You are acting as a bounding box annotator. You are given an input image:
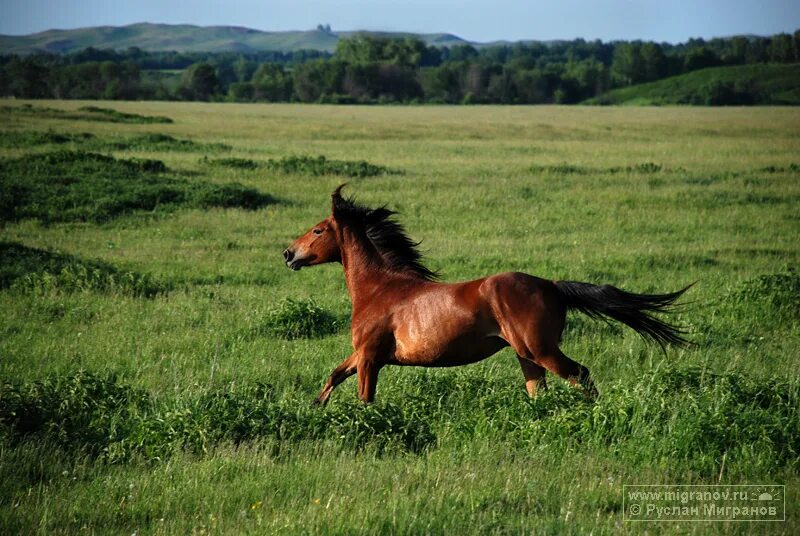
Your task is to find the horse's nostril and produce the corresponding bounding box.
[283,249,294,262]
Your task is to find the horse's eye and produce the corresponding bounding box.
[313,228,323,235]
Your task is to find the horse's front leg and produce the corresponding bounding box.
[357,359,381,403]
[314,352,357,405]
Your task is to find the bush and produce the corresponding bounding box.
[0,130,230,153]
[266,155,397,178]
[0,150,275,223]
[0,241,170,297]
[93,133,230,153]
[701,80,758,105]
[0,372,436,462]
[201,156,260,169]
[730,269,800,315]
[0,130,94,148]
[77,106,173,123]
[257,298,340,339]
[1,365,795,469]
[529,162,666,175]
[192,183,275,210]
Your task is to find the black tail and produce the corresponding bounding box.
[555,281,691,348]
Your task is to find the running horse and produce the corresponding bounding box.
[284,185,689,404]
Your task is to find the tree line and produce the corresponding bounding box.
[1,30,798,104]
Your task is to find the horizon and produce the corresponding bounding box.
[1,0,799,45]
[0,20,795,47]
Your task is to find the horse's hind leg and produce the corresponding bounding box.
[535,347,598,399]
[517,356,547,397]
[506,331,597,398]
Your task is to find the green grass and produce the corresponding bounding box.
[0,103,174,123]
[257,298,342,339]
[76,106,174,124]
[0,150,275,223]
[0,241,170,297]
[266,154,398,177]
[0,100,798,534]
[0,130,230,153]
[201,154,397,176]
[588,63,800,105]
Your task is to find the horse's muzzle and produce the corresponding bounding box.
[284,248,306,270]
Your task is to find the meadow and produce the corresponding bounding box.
[0,101,798,534]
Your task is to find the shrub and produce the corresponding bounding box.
[93,133,230,153]
[0,105,174,124]
[0,372,436,462]
[0,130,95,148]
[0,150,275,223]
[77,106,173,124]
[529,162,665,175]
[1,365,794,469]
[266,155,396,177]
[257,298,340,339]
[730,269,800,315]
[202,156,260,169]
[192,183,275,209]
[0,241,170,297]
[0,130,230,153]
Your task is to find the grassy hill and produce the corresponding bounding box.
[587,63,800,106]
[0,23,470,54]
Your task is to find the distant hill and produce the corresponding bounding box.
[0,23,473,54]
[586,64,800,106]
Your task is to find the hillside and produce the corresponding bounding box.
[587,63,800,106]
[0,23,471,54]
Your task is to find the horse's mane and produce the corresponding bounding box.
[332,193,439,281]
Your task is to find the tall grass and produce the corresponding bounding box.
[0,150,276,222]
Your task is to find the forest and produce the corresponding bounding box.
[1,30,798,104]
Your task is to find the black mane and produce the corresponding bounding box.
[332,194,439,281]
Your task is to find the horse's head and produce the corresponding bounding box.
[283,186,345,270]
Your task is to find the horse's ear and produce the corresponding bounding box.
[331,183,348,217]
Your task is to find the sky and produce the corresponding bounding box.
[1,0,799,43]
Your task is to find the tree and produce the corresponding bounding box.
[4,56,50,97]
[640,42,667,81]
[486,68,516,104]
[611,42,643,85]
[562,59,609,101]
[180,63,219,100]
[292,60,345,102]
[228,81,255,101]
[684,47,720,72]
[511,69,541,103]
[448,44,478,62]
[768,34,794,63]
[335,35,425,68]
[233,56,256,82]
[252,63,292,101]
[419,63,464,103]
[795,30,800,62]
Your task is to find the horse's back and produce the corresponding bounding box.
[479,271,559,302]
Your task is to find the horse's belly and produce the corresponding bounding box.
[389,284,506,366]
[393,332,507,367]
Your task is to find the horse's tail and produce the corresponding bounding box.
[554,280,691,349]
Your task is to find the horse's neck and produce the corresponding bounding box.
[338,225,393,309]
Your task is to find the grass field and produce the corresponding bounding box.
[1,101,799,534]
[587,63,800,106]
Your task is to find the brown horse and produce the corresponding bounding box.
[284,185,689,404]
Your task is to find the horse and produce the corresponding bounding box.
[284,185,689,404]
